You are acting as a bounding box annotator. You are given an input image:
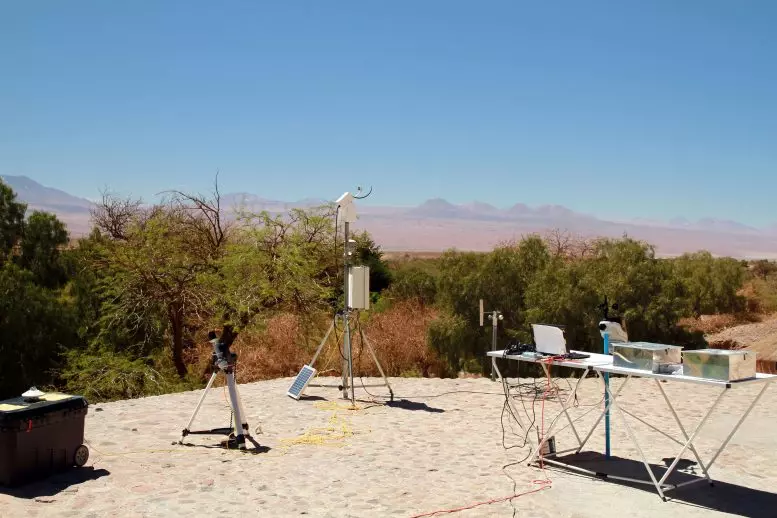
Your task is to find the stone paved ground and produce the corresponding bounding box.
[2,375,777,517]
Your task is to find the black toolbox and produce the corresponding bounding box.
[0,391,89,486]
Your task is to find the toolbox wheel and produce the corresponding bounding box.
[74,445,89,467]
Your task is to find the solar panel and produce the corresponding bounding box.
[287,365,317,399]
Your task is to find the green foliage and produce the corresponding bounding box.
[59,346,199,402]
[87,192,228,376]
[213,206,338,330]
[384,264,438,305]
[427,312,477,373]
[0,175,761,401]
[351,230,392,293]
[0,262,78,399]
[1,180,70,288]
[428,236,714,375]
[751,259,777,280]
[18,210,69,288]
[672,251,746,316]
[432,237,552,372]
[0,179,26,260]
[750,277,777,313]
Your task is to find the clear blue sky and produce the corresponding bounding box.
[1,1,776,226]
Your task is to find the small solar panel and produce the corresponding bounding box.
[287,365,317,399]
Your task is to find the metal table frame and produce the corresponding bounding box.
[488,350,777,501]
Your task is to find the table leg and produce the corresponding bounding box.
[654,379,713,485]
[531,364,588,463]
[656,387,728,494]
[604,378,668,500]
[576,373,629,453]
[704,382,770,473]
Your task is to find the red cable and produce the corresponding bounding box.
[536,359,553,479]
[410,357,562,518]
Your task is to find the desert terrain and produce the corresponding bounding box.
[3,375,775,517]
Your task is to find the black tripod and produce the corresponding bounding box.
[178,331,258,450]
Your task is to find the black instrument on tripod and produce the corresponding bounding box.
[178,329,258,450]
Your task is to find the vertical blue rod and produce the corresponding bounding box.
[604,332,611,458]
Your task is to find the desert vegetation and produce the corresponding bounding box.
[2,177,775,402]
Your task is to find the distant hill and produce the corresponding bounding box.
[1,175,93,212]
[3,175,777,258]
[1,175,94,236]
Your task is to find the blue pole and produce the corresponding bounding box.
[604,332,611,458]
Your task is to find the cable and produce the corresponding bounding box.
[355,316,380,400]
[408,485,550,518]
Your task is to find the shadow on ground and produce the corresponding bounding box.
[178,441,272,454]
[385,399,445,413]
[0,467,110,499]
[541,451,777,517]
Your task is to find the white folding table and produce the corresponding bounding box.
[488,349,777,501]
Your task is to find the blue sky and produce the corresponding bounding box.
[1,1,776,226]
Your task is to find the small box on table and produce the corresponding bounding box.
[611,342,683,373]
[682,349,757,381]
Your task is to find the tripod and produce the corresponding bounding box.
[178,336,257,450]
[306,310,394,403]
[288,189,393,404]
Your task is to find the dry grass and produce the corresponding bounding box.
[185,300,448,385]
[354,299,449,377]
[185,313,320,385]
[679,312,763,335]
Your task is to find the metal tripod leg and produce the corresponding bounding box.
[305,320,345,390]
[309,320,335,368]
[225,370,247,450]
[234,375,250,436]
[359,328,394,401]
[342,315,353,402]
[179,371,218,443]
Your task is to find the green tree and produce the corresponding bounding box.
[0,262,78,398]
[351,231,392,293]
[574,238,703,349]
[384,265,438,305]
[751,259,777,280]
[88,189,228,377]
[0,179,27,260]
[432,237,552,372]
[18,210,69,288]
[673,251,746,316]
[431,235,707,376]
[210,205,338,340]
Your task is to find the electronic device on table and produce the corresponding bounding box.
[504,341,535,356]
[531,324,590,360]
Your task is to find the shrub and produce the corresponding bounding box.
[60,346,198,402]
[384,265,438,305]
[0,262,78,399]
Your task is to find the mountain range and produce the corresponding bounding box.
[3,175,777,259]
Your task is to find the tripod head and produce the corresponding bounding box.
[597,295,622,324]
[596,296,629,343]
[209,329,237,372]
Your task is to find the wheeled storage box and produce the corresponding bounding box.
[0,392,89,486]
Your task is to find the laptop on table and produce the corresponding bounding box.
[531,324,589,360]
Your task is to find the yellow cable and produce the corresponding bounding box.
[84,398,373,461]
[275,399,371,453]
